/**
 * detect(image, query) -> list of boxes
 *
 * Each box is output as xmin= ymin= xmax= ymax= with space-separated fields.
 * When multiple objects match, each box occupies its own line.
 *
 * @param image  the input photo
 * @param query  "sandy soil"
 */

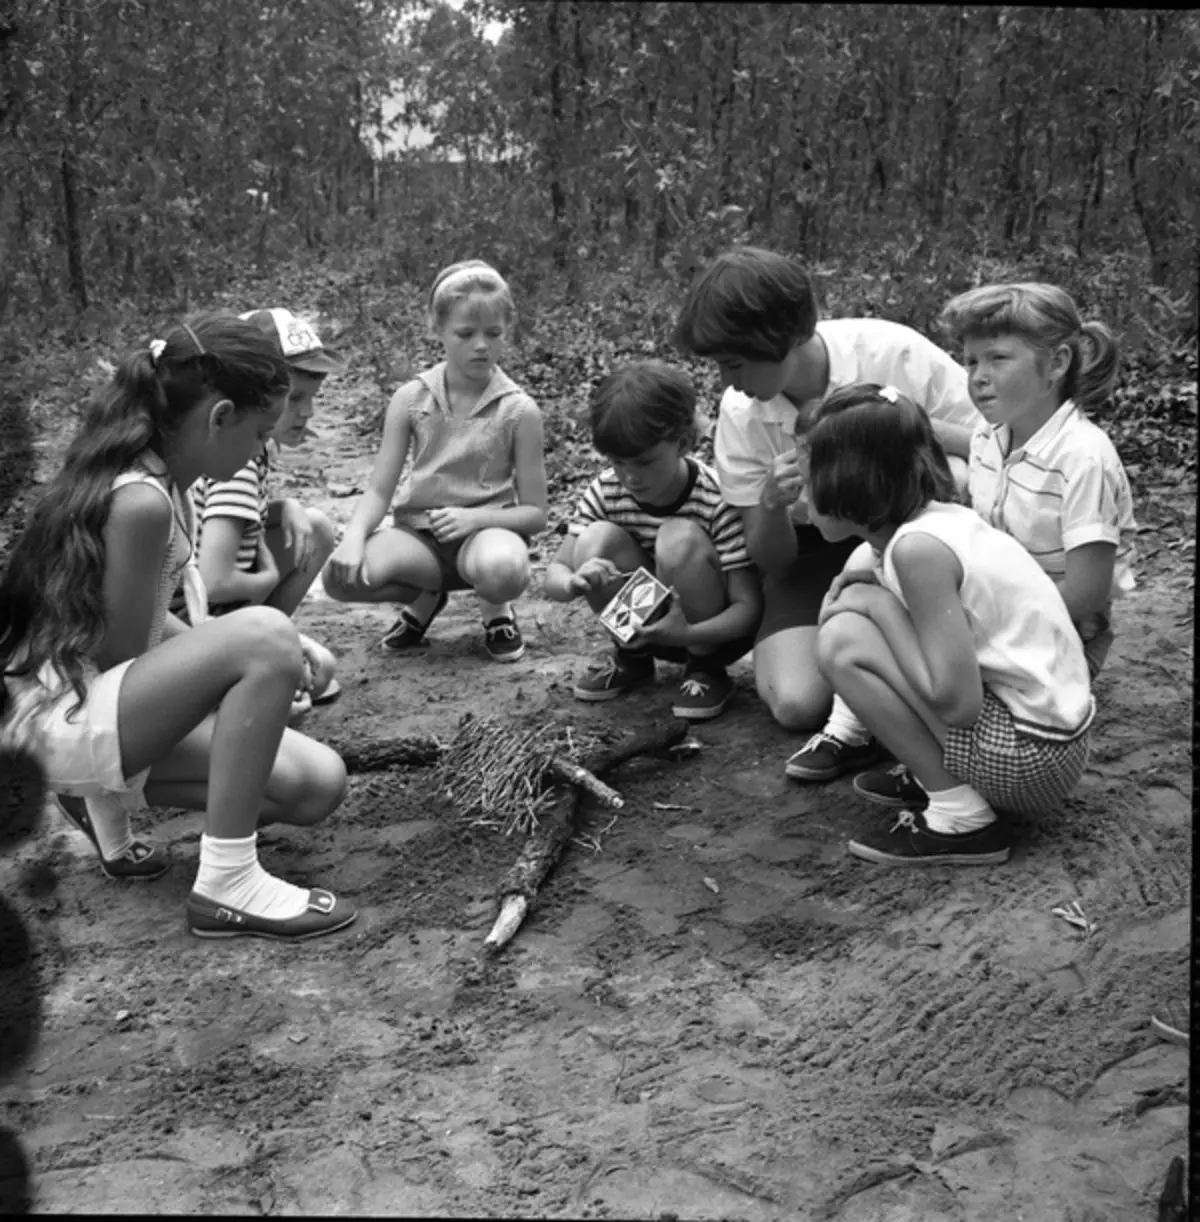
xmin=0 ymin=384 xmax=1192 ymax=1220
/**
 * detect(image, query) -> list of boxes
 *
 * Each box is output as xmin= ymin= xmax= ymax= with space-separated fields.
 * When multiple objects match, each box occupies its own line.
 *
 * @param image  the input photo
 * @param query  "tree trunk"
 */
xmin=546 ymin=0 xmax=569 ymax=270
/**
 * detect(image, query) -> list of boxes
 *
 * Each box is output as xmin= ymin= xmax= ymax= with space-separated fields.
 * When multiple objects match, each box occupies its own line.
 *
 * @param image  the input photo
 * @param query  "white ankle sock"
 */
xmin=408 ymin=587 xmax=443 ymax=625
xmin=76 ymin=791 xmax=136 ymax=861
xmin=922 ymin=784 xmax=996 ymax=834
xmin=824 ymin=695 xmax=872 ymax=747
xmin=478 ymin=598 xmax=512 ymax=625
xmin=193 ymin=833 xmax=310 ymax=919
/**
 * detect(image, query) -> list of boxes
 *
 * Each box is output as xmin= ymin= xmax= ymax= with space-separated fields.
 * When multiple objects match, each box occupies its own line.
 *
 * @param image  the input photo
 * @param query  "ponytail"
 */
xmin=1068 ymin=320 xmax=1119 ymax=409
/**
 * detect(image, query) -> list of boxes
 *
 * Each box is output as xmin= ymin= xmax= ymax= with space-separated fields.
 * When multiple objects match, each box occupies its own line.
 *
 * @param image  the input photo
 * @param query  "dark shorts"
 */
xmin=756 ymin=525 xmax=861 ymax=642
xmin=390 ymin=519 xmax=476 ymax=593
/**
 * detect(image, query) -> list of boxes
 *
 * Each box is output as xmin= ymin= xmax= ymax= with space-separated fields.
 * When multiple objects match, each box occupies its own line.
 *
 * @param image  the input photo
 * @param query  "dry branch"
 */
xmin=483 ymin=719 xmax=691 ymax=953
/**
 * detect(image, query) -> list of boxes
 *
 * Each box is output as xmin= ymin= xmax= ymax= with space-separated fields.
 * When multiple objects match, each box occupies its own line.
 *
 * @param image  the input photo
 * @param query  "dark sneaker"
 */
xmin=483 ymin=615 xmax=525 ymax=662
xmin=672 ymin=666 xmax=735 ymax=720
xmin=573 ymin=651 xmax=655 ymax=702
xmin=785 ymin=732 xmax=884 ymax=781
xmin=380 ymin=590 xmax=448 ymax=653
xmin=848 ymin=809 xmax=1011 ymax=867
xmin=853 ymin=763 xmax=928 ymax=808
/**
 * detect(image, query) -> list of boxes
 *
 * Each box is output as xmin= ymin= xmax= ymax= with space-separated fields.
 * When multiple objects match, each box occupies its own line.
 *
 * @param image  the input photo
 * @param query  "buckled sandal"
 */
xmin=52 ymin=794 xmax=169 ymax=881
xmin=186 ymin=888 xmax=358 ymax=942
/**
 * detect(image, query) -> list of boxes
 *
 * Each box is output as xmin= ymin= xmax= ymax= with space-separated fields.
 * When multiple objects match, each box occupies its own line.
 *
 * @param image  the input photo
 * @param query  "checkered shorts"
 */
xmin=943 ymin=688 xmax=1091 ymax=814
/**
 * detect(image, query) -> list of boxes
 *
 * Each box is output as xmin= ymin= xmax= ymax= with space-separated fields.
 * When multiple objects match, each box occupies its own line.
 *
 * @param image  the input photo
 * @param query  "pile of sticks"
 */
xmin=321 ymin=715 xmax=691 ymax=951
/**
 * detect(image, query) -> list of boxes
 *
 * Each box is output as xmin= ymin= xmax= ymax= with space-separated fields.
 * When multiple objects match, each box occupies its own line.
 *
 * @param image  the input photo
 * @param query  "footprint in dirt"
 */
xmin=0 ymin=745 xmax=50 ymax=1213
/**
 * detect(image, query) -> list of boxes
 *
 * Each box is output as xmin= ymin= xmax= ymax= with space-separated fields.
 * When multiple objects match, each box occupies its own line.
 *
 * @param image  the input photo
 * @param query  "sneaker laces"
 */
xmin=587 ymin=656 xmax=621 ymax=682
xmin=800 ymin=731 xmax=842 ymax=753
xmin=889 ymin=810 xmax=920 ymax=834
xmin=487 ymin=621 xmax=518 ymax=643
xmin=679 ymin=675 xmax=711 ymax=697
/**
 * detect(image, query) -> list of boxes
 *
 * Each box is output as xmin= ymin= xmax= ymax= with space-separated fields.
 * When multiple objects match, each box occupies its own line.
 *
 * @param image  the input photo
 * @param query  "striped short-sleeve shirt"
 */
xmin=191 ymin=451 xmax=271 ymax=573
xmin=568 ymin=457 xmax=751 ymax=572
xmin=969 ymin=401 xmax=1137 ymax=602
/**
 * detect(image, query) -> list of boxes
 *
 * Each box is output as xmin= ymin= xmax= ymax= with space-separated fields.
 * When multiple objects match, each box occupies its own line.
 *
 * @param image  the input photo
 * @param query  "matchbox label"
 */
xmin=599 ymin=567 xmax=672 ymax=644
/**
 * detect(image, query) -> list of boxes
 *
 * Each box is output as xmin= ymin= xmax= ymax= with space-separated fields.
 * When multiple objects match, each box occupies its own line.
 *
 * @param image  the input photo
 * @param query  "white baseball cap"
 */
xmin=240 ymin=307 xmax=346 ymax=375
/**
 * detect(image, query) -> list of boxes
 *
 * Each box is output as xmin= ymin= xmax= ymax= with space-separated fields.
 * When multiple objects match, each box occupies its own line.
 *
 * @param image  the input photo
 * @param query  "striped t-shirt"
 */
xmin=191 ymin=451 xmax=271 ymax=573
xmin=568 ymin=457 xmax=751 ymax=572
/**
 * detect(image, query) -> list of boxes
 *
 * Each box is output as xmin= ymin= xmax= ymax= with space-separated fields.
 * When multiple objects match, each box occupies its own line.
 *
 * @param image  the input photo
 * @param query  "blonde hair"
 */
xmin=428 ymin=260 xmax=515 ymax=331
xmin=940 ymin=282 xmax=1119 ymax=408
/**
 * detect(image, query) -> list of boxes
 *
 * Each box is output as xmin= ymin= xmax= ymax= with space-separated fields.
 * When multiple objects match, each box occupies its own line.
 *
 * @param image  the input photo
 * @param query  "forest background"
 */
xmin=0 ymin=0 xmax=1196 ymax=536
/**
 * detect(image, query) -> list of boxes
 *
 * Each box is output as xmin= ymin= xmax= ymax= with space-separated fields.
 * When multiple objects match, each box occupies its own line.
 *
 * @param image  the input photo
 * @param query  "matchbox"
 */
xmin=598 ymin=567 xmax=672 ymax=645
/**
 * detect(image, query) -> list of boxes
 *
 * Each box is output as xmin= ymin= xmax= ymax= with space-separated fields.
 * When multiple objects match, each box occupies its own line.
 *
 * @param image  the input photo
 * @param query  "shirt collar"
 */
xmin=418 ymin=361 xmax=521 ymax=416
xmin=989 ymin=399 xmax=1078 ymax=459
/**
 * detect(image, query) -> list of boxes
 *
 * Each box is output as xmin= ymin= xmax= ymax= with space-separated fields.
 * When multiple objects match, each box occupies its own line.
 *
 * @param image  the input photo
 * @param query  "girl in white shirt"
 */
xmin=809 ymin=383 xmax=1094 ymax=866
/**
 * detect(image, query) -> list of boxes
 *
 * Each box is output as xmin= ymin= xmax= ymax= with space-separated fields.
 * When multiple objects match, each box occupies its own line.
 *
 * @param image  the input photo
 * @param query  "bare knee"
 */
xmin=470 ymin=546 xmax=531 ymax=603
xmin=308 ymin=510 xmax=337 ymax=564
xmin=279 ymin=740 xmax=347 ymax=826
xmin=762 ymin=683 xmax=831 ymax=732
xmin=654 ymin=518 xmax=713 ymax=574
xmin=226 ymin=606 xmax=304 ymax=683
xmin=816 ymin=615 xmax=869 ymax=682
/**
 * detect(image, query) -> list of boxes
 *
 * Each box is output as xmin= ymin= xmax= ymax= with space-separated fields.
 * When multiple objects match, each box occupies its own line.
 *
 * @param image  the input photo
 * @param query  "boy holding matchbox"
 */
xmin=543 ymin=361 xmax=761 ymax=721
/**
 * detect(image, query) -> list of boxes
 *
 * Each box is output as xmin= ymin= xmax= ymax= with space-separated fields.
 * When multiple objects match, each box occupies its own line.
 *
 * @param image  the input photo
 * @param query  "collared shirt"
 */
xmin=715 ymin=317 xmax=978 ymax=521
xmin=390 ymin=362 xmax=541 ymax=527
xmin=969 ymin=400 xmax=1137 ymax=602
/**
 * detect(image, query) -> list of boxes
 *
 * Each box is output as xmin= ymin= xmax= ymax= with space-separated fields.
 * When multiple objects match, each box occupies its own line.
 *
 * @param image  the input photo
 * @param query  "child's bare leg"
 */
xmin=654 ymin=519 xmax=726 ymax=654
xmin=754 ymin=626 xmax=832 ymax=731
xmin=115 ymin=606 xmax=351 ymax=928
xmin=816 ymin=610 xmax=955 ymax=787
xmin=458 ymin=527 xmax=532 ymax=606
xmin=263 ymin=508 xmax=337 ymax=616
xmin=322 ymin=527 xmax=442 ymax=605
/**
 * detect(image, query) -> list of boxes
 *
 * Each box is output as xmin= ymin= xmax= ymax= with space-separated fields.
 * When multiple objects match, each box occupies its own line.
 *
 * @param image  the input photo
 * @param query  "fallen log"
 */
xmin=320 ymin=733 xmax=442 ymax=773
xmin=483 ymin=719 xmax=691 ymax=953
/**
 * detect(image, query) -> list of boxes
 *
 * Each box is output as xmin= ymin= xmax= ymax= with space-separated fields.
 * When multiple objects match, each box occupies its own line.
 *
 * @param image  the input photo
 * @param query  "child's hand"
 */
xmin=818 ymin=569 xmax=879 ymax=625
xmin=762 ymin=451 xmax=806 ymax=511
xmin=280 ymin=499 xmax=314 ymax=568
xmin=628 ymin=594 xmax=688 ymax=649
xmin=569 ymin=557 xmax=627 ymax=596
xmin=428 ymin=506 xmax=479 ymax=543
xmin=328 ymin=535 xmax=367 ymax=589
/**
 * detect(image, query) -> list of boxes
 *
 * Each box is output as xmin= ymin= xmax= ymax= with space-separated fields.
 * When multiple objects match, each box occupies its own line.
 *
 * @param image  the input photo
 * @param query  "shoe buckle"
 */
xmin=309 ymin=890 xmax=335 ymax=913
xmin=215 ymin=906 xmax=245 ymax=925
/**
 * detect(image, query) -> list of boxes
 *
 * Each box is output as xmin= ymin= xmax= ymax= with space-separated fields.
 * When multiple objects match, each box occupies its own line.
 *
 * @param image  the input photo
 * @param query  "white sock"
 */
xmin=922 ymin=784 xmax=996 ymax=834
xmin=824 ymin=695 xmax=872 ymax=747
xmin=192 ymin=833 xmax=310 ymax=920
xmin=408 ymin=588 xmax=443 ymax=625
xmin=478 ymin=598 xmax=512 ymax=625
xmin=81 ymin=791 xmax=136 ymax=861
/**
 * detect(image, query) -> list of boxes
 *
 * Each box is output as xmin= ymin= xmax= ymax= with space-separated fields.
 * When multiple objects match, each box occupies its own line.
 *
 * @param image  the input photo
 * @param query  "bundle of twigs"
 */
xmin=483 ymin=719 xmax=691 ymax=953
xmin=432 ymin=714 xmax=617 ymax=836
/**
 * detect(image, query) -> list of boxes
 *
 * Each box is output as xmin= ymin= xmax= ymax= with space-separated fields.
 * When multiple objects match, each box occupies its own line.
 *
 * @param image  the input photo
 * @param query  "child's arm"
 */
xmin=929 ymin=417 xmax=974 ymax=461
xmin=196 ymin=518 xmax=279 ymax=606
xmin=95 ymin=484 xmax=175 ymax=669
xmin=265 ymin=496 xmax=315 ymax=568
xmin=1058 ymin=542 xmax=1117 ymax=622
xmin=542 ymin=535 xmax=626 ymax=601
xmin=327 ymin=390 xmax=413 ymax=584
xmin=738 ymin=503 xmax=800 ymax=574
xmin=824 ymin=534 xmax=981 ymax=727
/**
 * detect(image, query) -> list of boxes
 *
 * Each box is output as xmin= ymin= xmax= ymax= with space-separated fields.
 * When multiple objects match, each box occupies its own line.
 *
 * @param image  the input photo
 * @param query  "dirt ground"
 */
xmin=0 ymin=383 xmax=1193 ymax=1220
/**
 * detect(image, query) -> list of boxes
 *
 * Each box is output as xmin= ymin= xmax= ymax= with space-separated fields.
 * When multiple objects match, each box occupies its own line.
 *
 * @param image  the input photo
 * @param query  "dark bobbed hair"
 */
xmin=0 ymin=313 xmax=289 ymax=717
xmin=673 ymin=246 xmax=819 ymax=363
xmin=939 ymin=282 xmax=1119 ymax=408
xmin=589 ymin=361 xmax=698 ymax=459
xmin=807 ymin=383 xmax=958 ymax=533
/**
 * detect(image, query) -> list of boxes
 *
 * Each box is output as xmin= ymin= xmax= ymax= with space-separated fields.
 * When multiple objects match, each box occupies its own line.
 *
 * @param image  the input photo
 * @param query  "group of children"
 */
xmin=0 ymin=246 xmax=1136 ymax=943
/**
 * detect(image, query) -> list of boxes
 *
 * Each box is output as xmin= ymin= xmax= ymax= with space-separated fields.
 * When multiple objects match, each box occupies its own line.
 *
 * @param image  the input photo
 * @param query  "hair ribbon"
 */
xmin=149 ymin=339 xmax=167 ymax=365
xmin=878 ymin=385 xmax=900 ymax=403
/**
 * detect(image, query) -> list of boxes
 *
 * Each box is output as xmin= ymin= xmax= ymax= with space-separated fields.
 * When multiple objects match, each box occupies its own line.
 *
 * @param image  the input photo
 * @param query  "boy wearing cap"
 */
xmin=190 ymin=307 xmax=346 ymax=706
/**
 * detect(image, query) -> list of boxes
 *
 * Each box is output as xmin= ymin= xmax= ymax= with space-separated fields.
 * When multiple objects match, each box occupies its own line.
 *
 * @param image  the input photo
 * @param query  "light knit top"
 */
xmin=388 ymin=362 xmax=541 ymax=529
xmin=878 ymin=501 xmax=1094 ymax=742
